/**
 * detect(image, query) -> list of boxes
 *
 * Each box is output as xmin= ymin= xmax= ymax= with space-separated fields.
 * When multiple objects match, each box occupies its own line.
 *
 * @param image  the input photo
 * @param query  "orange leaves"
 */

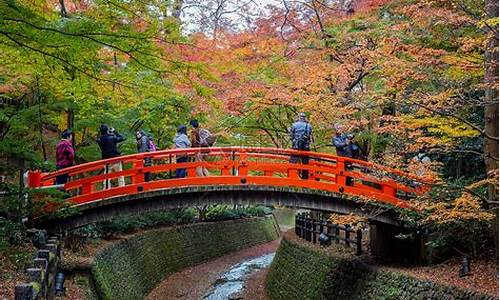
xmin=328 ymin=213 xmax=367 ymax=230
xmin=425 ymin=193 xmax=495 ymax=224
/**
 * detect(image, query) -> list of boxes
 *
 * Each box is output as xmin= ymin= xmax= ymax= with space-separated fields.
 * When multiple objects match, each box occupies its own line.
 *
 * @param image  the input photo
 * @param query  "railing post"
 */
xmin=312 ymin=219 xmax=317 ymax=244
xmin=238 ymin=152 xmax=248 ymax=176
xmin=81 ymin=181 xmax=92 ymax=195
xmin=326 ymin=220 xmax=332 ymax=240
xmin=169 ymin=154 xmax=172 ymax=178
xmin=336 ymin=159 xmax=347 ymax=186
xmin=306 ymin=217 xmax=311 ymax=242
xmin=300 ymin=214 xmax=307 ymax=239
xmin=356 ymin=229 xmax=362 ymax=255
xmin=335 ymin=225 xmax=340 ymax=243
xmin=134 ymin=158 xmax=144 ymax=186
xmin=383 ymin=185 xmax=397 ymax=198
xmin=232 ymin=151 xmax=236 ymax=176
xmin=187 ymin=152 xmax=196 ymax=177
xmin=345 ymin=225 xmax=350 ymax=247
xmin=288 ymin=168 xmax=299 ymax=179
xmin=27 ymin=170 xmax=42 ymax=188
xmin=295 ymin=215 xmax=299 ymax=236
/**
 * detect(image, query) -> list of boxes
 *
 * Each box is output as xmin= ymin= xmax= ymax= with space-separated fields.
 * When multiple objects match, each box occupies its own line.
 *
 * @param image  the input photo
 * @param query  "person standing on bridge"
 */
xmin=55 ymin=129 xmax=75 ymax=185
xmin=289 ymin=112 xmax=313 ymax=179
xmin=333 ymin=124 xmax=352 ymax=158
xmin=332 ymin=124 xmax=355 ymax=185
xmin=173 ymin=124 xmax=191 ymax=178
xmin=136 ymin=130 xmax=152 ymax=182
xmin=97 ymin=124 xmax=125 ymax=188
xmin=189 ymin=119 xmax=210 ymax=177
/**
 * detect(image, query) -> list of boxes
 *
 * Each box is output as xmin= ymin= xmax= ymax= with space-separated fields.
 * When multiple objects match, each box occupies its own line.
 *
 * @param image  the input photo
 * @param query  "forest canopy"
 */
xmin=0 ymin=0 xmax=498 ymax=252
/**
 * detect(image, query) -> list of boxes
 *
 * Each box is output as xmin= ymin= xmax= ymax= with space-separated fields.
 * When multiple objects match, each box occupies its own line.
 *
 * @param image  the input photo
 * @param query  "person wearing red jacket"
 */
xmin=55 ymin=129 xmax=75 ymax=185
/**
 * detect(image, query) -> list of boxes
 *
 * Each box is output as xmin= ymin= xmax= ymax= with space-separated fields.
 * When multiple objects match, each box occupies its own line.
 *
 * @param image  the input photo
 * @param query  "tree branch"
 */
xmin=406 ymin=97 xmax=499 ymax=142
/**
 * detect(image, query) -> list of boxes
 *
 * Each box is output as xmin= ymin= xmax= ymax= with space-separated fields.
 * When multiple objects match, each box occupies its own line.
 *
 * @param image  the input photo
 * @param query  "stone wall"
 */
xmin=266 ymin=234 xmax=494 ymax=300
xmin=15 ymin=234 xmax=61 ymax=300
xmin=91 ymin=216 xmax=279 ymax=300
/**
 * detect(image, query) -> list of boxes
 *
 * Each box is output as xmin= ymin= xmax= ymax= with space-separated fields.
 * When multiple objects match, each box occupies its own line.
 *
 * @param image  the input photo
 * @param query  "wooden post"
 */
xmin=345 ymin=225 xmax=350 ymax=247
xmin=336 ymin=160 xmax=347 ymax=186
xmin=312 ymin=220 xmax=317 ymax=244
xmin=169 ymin=154 xmax=172 ymax=178
xmin=295 ymin=215 xmax=299 ymax=236
xmin=134 ymin=159 xmax=144 ymax=184
xmin=232 ymin=151 xmax=236 ymax=175
xmin=335 ymin=226 xmax=340 ymax=243
xmin=326 ymin=221 xmax=332 ymax=240
xmin=301 ymin=215 xmax=306 ymax=239
xmin=356 ymin=229 xmax=362 ymax=255
xmin=306 ymin=218 xmax=311 ymax=242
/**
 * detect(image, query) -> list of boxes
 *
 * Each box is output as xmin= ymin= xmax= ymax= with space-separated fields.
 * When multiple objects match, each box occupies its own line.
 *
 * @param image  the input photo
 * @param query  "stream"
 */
xmin=203 ymin=252 xmax=275 ymax=300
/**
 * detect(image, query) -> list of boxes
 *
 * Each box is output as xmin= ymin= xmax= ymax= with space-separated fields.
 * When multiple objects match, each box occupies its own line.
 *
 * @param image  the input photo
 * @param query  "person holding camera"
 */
xmin=333 ymin=124 xmax=351 ymax=158
xmin=333 ymin=124 xmax=361 ymax=185
xmin=97 ymin=124 xmax=125 ymax=188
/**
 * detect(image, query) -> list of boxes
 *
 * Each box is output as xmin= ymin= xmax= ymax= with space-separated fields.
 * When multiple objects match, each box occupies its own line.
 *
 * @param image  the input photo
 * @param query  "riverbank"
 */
xmin=266 ymin=230 xmax=498 ymax=300
xmin=61 ymin=216 xmax=279 ymax=299
xmin=146 ymin=238 xmax=280 ymax=299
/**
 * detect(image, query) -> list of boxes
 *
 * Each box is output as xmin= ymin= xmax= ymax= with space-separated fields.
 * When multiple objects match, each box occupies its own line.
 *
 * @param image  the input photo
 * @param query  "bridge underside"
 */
xmin=35 ymin=185 xmax=402 ymax=232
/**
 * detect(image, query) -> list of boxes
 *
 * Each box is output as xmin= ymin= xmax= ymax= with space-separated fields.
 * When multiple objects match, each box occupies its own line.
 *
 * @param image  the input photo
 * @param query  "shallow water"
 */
xmin=203 ymin=252 xmax=275 ymax=299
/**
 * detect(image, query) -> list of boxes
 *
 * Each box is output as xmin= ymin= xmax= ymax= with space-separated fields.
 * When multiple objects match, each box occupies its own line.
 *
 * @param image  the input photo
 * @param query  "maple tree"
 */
xmin=180 ymin=0 xmax=498 ymax=254
xmin=0 ymin=0 xmax=497 ymax=260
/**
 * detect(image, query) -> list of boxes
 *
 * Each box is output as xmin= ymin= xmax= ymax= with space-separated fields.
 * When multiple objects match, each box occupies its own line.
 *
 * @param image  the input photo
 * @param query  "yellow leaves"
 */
xmin=441 ymin=53 xmax=484 ymax=80
xmin=328 ymin=213 xmax=366 ymax=230
xmin=401 ymin=114 xmax=480 ymax=145
xmin=425 ymin=193 xmax=495 ymax=224
xmin=476 ymin=17 xmax=500 ymax=30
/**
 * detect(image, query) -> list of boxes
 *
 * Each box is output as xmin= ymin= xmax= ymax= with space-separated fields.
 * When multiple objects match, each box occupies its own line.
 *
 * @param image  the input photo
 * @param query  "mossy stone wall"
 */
xmin=266 ymin=237 xmax=494 ymax=300
xmin=91 ymin=217 xmax=279 ymax=300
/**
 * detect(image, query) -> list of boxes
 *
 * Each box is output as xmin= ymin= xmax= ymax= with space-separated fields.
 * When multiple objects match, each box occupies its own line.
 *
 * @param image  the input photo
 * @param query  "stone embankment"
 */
xmin=266 ymin=231 xmax=496 ymax=300
xmin=64 ymin=216 xmax=279 ymax=300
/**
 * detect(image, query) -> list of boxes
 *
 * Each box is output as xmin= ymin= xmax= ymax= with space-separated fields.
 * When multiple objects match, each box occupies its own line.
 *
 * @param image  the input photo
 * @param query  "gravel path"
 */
xmin=146 ymin=239 xmax=280 ymax=300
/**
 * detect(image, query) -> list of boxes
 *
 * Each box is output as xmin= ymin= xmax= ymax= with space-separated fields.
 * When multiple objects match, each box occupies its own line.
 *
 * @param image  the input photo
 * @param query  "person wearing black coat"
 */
xmin=97 ymin=124 xmax=125 ymax=188
xmin=136 ymin=130 xmax=152 ymax=182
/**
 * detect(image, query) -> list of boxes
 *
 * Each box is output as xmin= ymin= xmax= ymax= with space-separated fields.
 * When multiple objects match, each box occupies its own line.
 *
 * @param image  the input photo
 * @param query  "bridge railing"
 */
xmin=27 ymin=147 xmax=430 ymax=208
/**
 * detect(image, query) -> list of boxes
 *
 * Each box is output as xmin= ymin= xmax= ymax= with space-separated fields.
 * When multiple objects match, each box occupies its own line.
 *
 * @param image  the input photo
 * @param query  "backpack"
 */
xmin=148 ymin=137 xmax=157 ymax=151
xmin=295 ymin=123 xmax=311 ymax=150
xmin=199 ymin=128 xmax=216 ymax=147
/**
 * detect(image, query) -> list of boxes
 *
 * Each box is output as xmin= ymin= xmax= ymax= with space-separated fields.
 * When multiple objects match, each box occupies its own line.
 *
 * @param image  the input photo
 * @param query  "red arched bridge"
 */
xmin=27 ymin=147 xmax=429 ymax=231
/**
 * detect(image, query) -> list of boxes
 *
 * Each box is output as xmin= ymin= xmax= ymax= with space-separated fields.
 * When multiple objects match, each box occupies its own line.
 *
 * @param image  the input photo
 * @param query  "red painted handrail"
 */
xmin=27 ymin=147 xmax=431 ymax=209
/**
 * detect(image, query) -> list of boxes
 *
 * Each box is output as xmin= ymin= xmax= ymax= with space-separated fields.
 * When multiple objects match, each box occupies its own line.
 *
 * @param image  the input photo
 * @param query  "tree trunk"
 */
xmin=59 ymin=0 xmax=68 ymax=18
xmin=484 ymin=0 xmax=499 ymax=199
xmin=36 ymin=80 xmax=47 ymax=162
xmin=484 ymin=0 xmax=499 ymax=249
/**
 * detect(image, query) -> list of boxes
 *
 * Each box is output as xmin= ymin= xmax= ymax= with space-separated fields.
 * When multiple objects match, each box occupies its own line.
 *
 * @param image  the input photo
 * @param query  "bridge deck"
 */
xmin=27 ymin=147 xmax=429 ymax=214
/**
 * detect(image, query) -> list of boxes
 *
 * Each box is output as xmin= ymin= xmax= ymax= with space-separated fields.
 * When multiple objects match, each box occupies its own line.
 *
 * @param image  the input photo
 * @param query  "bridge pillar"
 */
xmin=369 ymin=222 xmax=427 ymax=265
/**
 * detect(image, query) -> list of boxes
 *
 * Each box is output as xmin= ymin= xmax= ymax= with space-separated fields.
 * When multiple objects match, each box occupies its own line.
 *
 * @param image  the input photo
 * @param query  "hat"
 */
xmin=61 ymin=129 xmax=72 ymax=139
xmin=178 ymin=124 xmax=187 ymax=134
xmin=100 ymin=124 xmax=109 ymax=134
